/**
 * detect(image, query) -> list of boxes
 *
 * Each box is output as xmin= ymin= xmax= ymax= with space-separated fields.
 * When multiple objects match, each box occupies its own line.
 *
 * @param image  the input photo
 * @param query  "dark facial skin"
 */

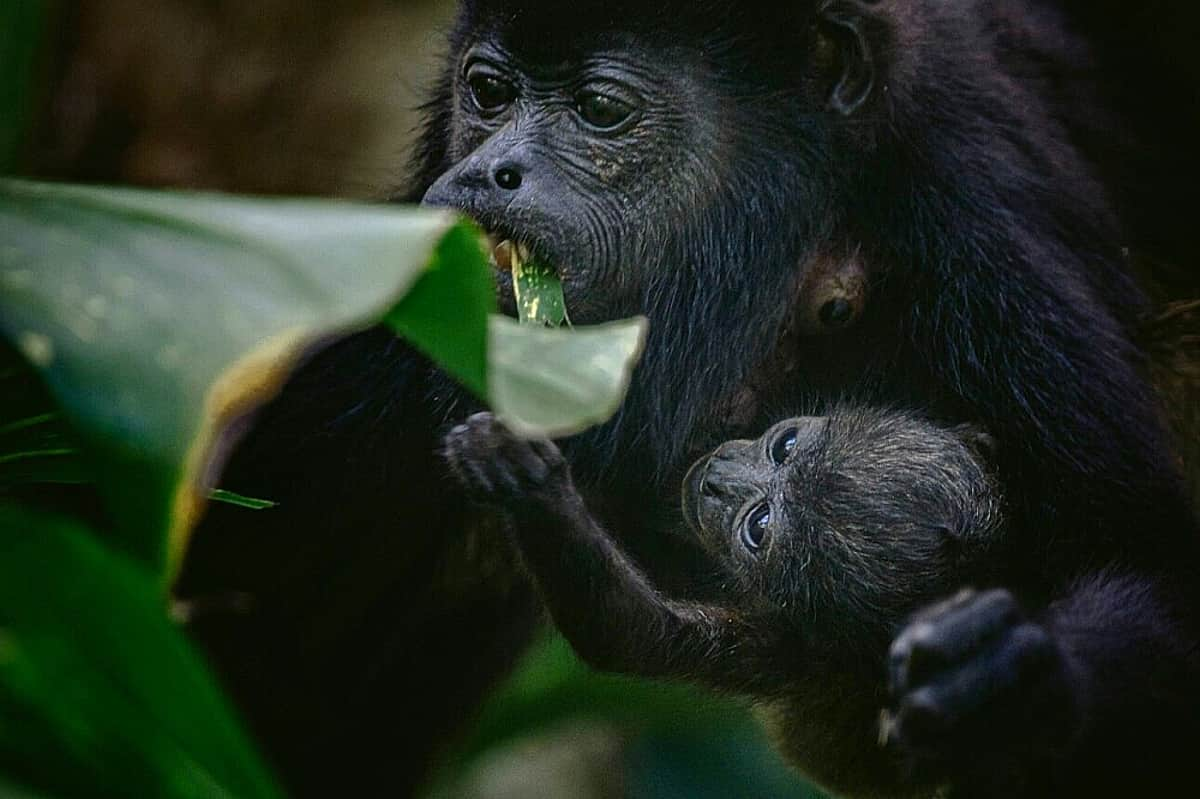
xmin=415 ymin=5 xmax=836 ymax=482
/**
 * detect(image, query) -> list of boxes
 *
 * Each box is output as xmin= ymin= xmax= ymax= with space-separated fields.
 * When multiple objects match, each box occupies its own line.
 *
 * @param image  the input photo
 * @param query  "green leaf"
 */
xmin=208 ymin=490 xmax=277 ymax=511
xmin=0 ymin=178 xmax=457 ymax=578
xmin=0 ymin=178 xmax=648 ymax=581
xmin=384 ymin=220 xmax=493 ymax=397
xmin=512 ymin=250 xmax=569 ymax=327
xmin=385 ymin=229 xmax=646 ymax=436
xmin=0 ymin=503 xmax=282 ymax=799
xmin=0 ymin=0 xmax=46 ymax=172
xmin=0 ymin=347 xmax=90 ymax=488
xmin=489 ymin=315 xmax=647 ymax=438
xmin=432 ymin=632 xmax=825 ymax=799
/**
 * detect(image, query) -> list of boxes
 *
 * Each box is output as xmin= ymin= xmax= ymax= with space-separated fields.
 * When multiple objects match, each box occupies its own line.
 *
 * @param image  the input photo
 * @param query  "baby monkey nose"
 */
xmin=700 ymin=451 xmax=750 ymax=498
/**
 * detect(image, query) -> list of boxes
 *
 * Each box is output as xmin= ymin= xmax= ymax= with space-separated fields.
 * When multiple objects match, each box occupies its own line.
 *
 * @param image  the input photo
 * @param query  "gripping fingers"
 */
xmin=443 ymin=420 xmax=496 ymax=497
xmin=889 ymin=588 xmax=1020 ymax=694
xmin=884 ymin=587 xmax=1076 ymax=781
xmin=442 ymin=412 xmax=567 ymax=505
xmin=888 ymin=621 xmax=1054 ymax=753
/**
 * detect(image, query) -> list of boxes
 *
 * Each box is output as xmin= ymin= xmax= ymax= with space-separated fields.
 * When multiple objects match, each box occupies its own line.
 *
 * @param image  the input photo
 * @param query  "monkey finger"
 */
xmin=497 ymin=434 xmax=551 ymax=485
xmin=528 ymin=437 xmax=567 ymax=471
xmin=889 ymin=589 xmax=1021 ymax=693
xmin=464 ymin=410 xmax=516 ymax=449
xmin=440 ymin=425 xmax=472 ymax=478
xmin=890 ymin=622 xmax=1062 ymax=754
xmin=462 ymin=456 xmax=500 ymax=497
xmin=443 ymin=429 xmax=500 ymax=498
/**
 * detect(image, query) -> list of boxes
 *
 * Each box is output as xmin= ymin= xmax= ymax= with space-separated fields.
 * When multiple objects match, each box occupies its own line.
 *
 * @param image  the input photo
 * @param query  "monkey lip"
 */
xmin=482 ymin=231 xmax=560 ymax=278
xmin=474 ymin=222 xmax=573 ymax=319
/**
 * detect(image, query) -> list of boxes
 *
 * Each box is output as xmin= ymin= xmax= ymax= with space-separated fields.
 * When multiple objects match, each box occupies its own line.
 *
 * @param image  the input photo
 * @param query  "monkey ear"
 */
xmin=820 ymin=6 xmax=878 ymax=116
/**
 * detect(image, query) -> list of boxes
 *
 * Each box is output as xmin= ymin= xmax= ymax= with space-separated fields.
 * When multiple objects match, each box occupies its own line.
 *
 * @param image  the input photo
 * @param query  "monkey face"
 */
xmin=419 ymin=26 xmax=720 ymax=324
xmin=682 ymin=407 xmax=1005 ymax=635
xmin=417 ymin=1 xmax=861 ymax=327
xmin=683 ymin=417 xmax=829 ymax=559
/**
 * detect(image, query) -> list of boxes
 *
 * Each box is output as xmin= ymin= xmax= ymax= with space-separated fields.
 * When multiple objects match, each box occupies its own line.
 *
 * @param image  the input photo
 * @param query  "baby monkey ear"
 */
xmin=819 ymin=1 xmax=886 ymax=115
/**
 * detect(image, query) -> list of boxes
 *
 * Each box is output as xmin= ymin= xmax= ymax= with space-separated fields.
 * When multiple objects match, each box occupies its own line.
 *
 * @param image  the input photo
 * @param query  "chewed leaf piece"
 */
xmin=512 ymin=248 xmax=569 ymax=327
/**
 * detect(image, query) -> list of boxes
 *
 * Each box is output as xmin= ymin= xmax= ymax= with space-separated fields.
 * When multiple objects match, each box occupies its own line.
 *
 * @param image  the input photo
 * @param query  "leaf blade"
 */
xmin=488 ymin=315 xmax=647 ymax=438
xmin=0 ymin=504 xmax=282 ymax=799
xmin=0 ymin=179 xmax=456 ymax=578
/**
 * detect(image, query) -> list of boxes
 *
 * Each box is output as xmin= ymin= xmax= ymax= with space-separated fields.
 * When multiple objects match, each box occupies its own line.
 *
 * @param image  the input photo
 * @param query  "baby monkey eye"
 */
xmin=466 ymin=66 xmax=515 ymax=112
xmin=576 ymin=91 xmax=633 ymax=130
xmin=741 ymin=504 xmax=771 ymax=553
xmin=769 ymin=426 xmax=799 ymax=465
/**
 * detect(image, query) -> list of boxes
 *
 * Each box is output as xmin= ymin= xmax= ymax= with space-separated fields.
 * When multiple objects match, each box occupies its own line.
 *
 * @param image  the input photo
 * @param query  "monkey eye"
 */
xmin=466 ymin=65 xmax=516 ymax=112
xmin=741 ymin=504 xmax=771 ymax=553
xmin=769 ymin=426 xmax=799 ymax=465
xmin=576 ymin=91 xmax=633 ymax=130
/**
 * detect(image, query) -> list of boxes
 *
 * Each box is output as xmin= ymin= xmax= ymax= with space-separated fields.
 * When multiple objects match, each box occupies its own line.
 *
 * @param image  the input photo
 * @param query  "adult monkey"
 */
xmin=177 ymin=0 xmax=1200 ymax=795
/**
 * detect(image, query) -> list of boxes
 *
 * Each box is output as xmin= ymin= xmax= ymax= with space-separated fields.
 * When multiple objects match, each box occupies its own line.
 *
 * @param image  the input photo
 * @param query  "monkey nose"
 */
xmin=699 ymin=458 xmax=744 ymax=498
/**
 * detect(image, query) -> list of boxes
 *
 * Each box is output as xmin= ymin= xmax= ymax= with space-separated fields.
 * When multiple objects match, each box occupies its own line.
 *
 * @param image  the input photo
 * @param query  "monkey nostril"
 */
xmin=494 ymin=166 xmax=522 ymax=191
xmin=700 ymin=460 xmax=739 ymax=499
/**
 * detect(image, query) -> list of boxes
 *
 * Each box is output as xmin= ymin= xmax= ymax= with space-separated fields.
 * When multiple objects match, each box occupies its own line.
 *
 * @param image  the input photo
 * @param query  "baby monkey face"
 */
xmin=682 ymin=416 xmax=829 ymax=559
xmin=682 ymin=408 xmax=1004 ymax=632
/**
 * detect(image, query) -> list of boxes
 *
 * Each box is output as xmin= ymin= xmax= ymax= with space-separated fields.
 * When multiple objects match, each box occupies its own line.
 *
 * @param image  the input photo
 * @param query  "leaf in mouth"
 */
xmin=511 ymin=244 xmax=570 ymax=327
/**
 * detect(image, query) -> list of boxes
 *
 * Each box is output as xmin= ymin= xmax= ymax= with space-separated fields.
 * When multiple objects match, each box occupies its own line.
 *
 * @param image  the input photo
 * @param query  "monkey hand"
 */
xmin=883 ymin=588 xmax=1079 ymax=791
xmin=442 ymin=412 xmax=575 ymax=510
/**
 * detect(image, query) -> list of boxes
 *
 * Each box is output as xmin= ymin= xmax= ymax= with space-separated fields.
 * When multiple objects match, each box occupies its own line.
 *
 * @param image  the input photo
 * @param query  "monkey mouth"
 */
xmin=481 ymin=227 xmax=561 ymax=278
xmin=478 ymin=226 xmax=571 ymax=318
xmin=485 ymin=236 xmax=525 ymax=273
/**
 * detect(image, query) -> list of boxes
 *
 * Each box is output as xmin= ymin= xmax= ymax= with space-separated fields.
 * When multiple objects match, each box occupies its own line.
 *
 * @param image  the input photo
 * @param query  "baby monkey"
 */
xmin=443 ymin=409 xmax=1101 ymax=798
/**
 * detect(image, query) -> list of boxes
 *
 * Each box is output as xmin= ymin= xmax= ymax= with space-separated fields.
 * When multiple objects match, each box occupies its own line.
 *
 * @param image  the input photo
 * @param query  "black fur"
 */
xmin=444 ymin=409 xmax=1200 ymax=798
xmin=177 ymin=1 xmax=1200 ymax=795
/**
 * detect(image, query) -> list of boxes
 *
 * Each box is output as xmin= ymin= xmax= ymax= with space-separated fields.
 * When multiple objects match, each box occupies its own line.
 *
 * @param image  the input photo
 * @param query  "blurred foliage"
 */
xmin=26 ymin=0 xmax=456 ymax=197
xmin=428 ymin=633 xmax=825 ymax=799
xmin=0 ymin=504 xmax=282 ymax=799
xmin=0 ymin=179 xmax=647 ymax=795
xmin=0 ymin=179 xmax=463 ymax=578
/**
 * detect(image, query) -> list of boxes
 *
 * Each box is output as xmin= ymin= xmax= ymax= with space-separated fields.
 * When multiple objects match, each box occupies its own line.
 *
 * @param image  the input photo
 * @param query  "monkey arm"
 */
xmin=444 ymin=412 xmax=783 ymax=690
xmin=510 ymin=486 xmax=781 ymax=688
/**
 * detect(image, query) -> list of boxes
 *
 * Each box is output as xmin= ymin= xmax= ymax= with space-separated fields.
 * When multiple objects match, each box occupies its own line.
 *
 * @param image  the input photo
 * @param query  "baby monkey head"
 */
xmin=682 ymin=407 xmax=1004 ymax=641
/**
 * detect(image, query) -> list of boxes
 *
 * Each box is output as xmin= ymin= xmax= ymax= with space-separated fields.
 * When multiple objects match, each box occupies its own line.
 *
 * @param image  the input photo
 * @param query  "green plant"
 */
xmin=1 ymin=106 xmax=650 ymax=799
